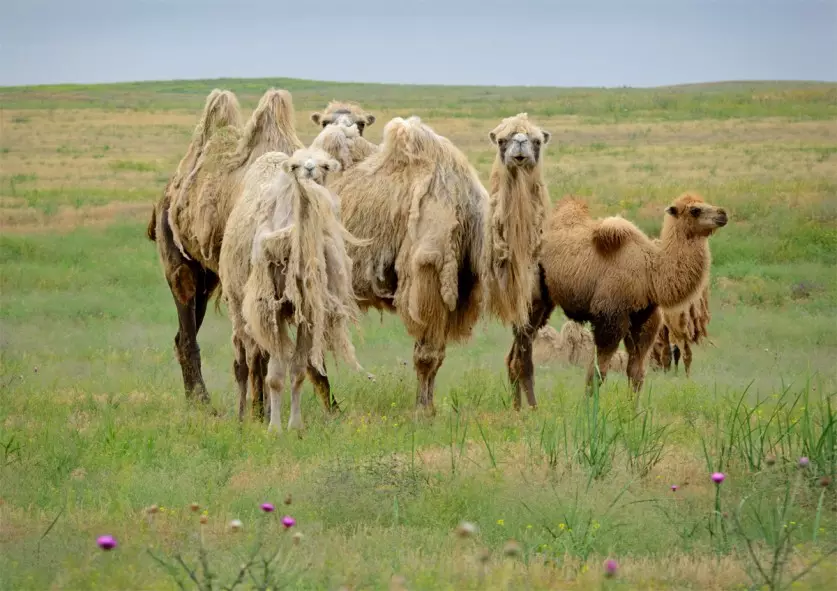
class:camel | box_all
[650,284,712,375]
[220,147,364,431]
[508,192,728,398]
[315,116,493,413]
[310,100,376,137]
[485,113,553,409]
[533,321,629,375]
[146,88,304,410]
[218,121,374,422]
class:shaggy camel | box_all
[147,88,303,410]
[650,284,712,376]
[219,122,373,423]
[220,147,364,431]
[533,321,629,375]
[509,192,728,398]
[311,100,376,137]
[485,113,553,409]
[324,116,503,413]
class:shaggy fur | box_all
[487,113,552,327]
[329,116,490,411]
[533,322,629,374]
[650,284,712,375]
[168,89,305,271]
[311,100,376,136]
[511,192,728,399]
[221,148,364,431]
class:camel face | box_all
[283,148,340,185]
[489,113,551,169]
[311,102,376,136]
[665,193,729,237]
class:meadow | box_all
[1,78,836,590]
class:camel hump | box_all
[592,216,638,254]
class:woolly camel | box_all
[324,116,508,413]
[650,283,712,376]
[220,147,364,431]
[509,192,728,398]
[533,321,629,375]
[219,122,373,423]
[146,88,304,412]
[485,113,554,410]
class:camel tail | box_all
[146,206,157,242]
[592,217,636,254]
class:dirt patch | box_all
[1,201,152,235]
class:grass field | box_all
[1,78,836,590]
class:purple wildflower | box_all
[281,515,296,528]
[97,535,117,551]
[711,472,725,484]
[671,484,679,492]
[798,457,810,468]
[261,503,275,513]
[604,558,618,577]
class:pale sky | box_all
[1,0,835,87]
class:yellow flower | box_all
[497,519,505,526]
[558,523,566,530]
[581,564,589,574]
[526,524,532,529]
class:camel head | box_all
[311,101,376,136]
[664,193,729,238]
[489,113,551,169]
[283,147,341,186]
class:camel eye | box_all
[690,207,701,217]
[356,122,365,133]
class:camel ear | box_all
[325,158,341,173]
[665,205,678,217]
[282,159,295,173]
[542,130,552,145]
[310,112,323,126]
[488,131,498,145]
[365,114,376,126]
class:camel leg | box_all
[506,291,555,410]
[414,339,445,415]
[307,360,339,413]
[682,342,692,377]
[266,355,286,432]
[587,317,627,394]
[287,329,311,431]
[248,348,269,422]
[232,336,249,421]
[672,344,681,375]
[156,201,211,404]
[624,308,662,393]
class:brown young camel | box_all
[221,147,365,431]
[508,192,728,399]
[218,123,374,424]
[146,88,304,410]
[485,113,553,409]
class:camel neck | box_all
[651,224,710,308]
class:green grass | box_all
[1,77,836,590]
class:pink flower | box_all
[798,457,810,468]
[604,558,618,577]
[260,503,275,513]
[711,472,725,484]
[97,535,117,550]
[671,484,679,492]
[281,515,296,528]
